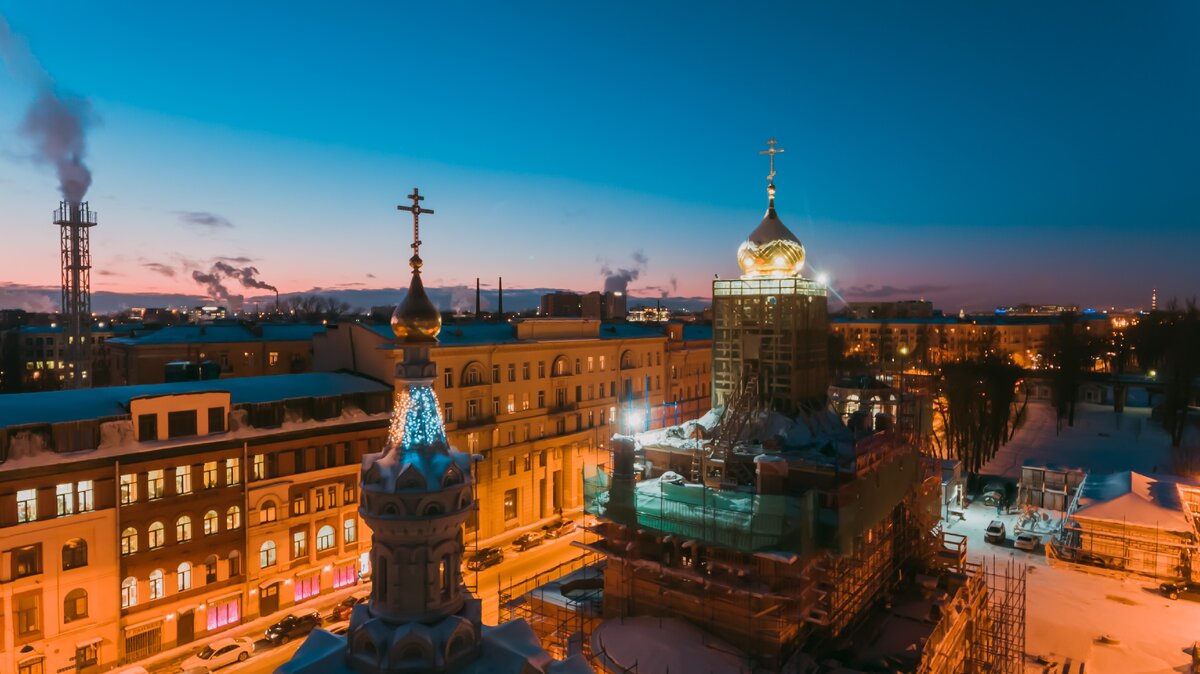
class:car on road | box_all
[180,637,255,672]
[541,519,577,539]
[1013,533,1040,551]
[513,531,546,551]
[465,546,505,570]
[331,591,369,621]
[328,622,350,636]
[984,520,1006,544]
[264,609,322,645]
[1160,581,1200,601]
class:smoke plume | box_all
[190,260,276,309]
[0,17,94,203]
[600,249,649,293]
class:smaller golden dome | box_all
[737,198,806,278]
[392,258,442,342]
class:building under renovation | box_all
[502,147,1026,673]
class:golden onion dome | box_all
[737,185,806,278]
[391,255,442,342]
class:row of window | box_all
[121,508,242,555]
[15,481,95,523]
[120,459,240,505]
[444,351,664,390]
[258,519,357,569]
[120,554,237,608]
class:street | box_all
[140,522,592,674]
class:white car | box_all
[1014,532,1041,551]
[180,637,254,672]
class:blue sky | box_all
[0,1,1197,311]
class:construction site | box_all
[496,388,1026,673]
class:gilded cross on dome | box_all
[397,187,435,267]
[759,138,785,182]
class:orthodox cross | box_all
[759,138,784,181]
[398,187,435,258]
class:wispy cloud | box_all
[141,261,176,277]
[174,210,233,229]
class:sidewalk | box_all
[119,581,368,674]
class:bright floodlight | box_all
[816,272,829,286]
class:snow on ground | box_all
[590,616,752,674]
[946,499,1200,673]
[984,402,1176,478]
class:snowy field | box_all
[983,402,1179,478]
[946,500,1200,673]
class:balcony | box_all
[549,402,578,414]
[457,415,496,430]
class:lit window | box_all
[203,461,218,488]
[121,527,138,555]
[226,506,241,530]
[16,593,41,636]
[176,515,192,542]
[148,521,165,549]
[600,355,606,370]
[121,577,137,608]
[176,562,191,591]
[252,454,265,480]
[588,356,594,372]
[260,501,277,524]
[120,473,137,505]
[506,394,514,413]
[149,569,164,600]
[343,518,356,544]
[292,530,308,559]
[147,469,164,500]
[260,541,277,568]
[269,351,280,366]
[176,465,193,495]
[64,588,88,622]
[76,480,93,512]
[294,575,319,602]
[62,539,88,570]
[225,458,240,486]
[55,483,74,516]
[203,510,219,535]
[317,525,335,551]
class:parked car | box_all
[465,546,505,570]
[542,519,577,539]
[331,591,369,621]
[984,520,1006,544]
[980,490,1005,507]
[328,622,350,636]
[180,637,254,672]
[1159,581,1200,601]
[1013,533,1040,551]
[512,531,546,551]
[264,609,322,645]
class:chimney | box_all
[608,436,638,526]
[475,278,481,320]
[497,277,504,318]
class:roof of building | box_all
[830,313,1111,326]
[107,323,326,346]
[1072,471,1197,532]
[0,372,388,429]
[366,320,669,347]
[682,324,713,341]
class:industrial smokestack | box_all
[475,278,481,320]
[497,277,504,319]
[53,200,97,388]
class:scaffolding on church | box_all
[497,551,605,661]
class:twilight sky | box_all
[0,2,1197,313]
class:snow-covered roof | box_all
[367,320,671,347]
[107,323,325,345]
[1072,471,1198,533]
[0,372,388,429]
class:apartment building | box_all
[314,318,713,537]
[0,373,390,672]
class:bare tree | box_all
[1047,312,1098,432]
[932,357,1023,475]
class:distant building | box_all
[539,291,582,317]
[581,291,626,320]
[843,299,933,319]
[1,322,121,392]
[626,306,671,323]
[104,323,326,386]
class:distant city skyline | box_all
[0,3,1197,313]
